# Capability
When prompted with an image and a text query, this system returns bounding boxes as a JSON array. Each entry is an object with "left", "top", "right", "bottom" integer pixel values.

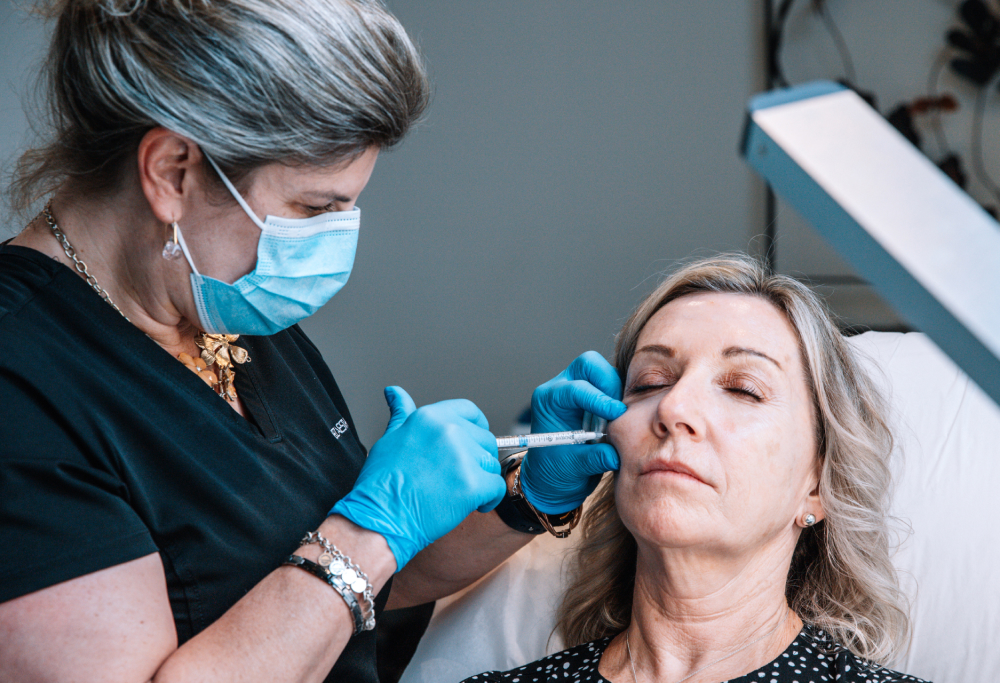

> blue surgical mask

[{"left": 175, "top": 156, "right": 360, "bottom": 336}]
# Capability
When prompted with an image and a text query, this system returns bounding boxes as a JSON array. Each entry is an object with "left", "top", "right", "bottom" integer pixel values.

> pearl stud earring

[{"left": 803, "top": 513, "right": 817, "bottom": 527}]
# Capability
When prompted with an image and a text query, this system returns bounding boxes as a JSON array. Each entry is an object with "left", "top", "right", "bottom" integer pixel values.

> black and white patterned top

[{"left": 460, "top": 624, "right": 930, "bottom": 683}]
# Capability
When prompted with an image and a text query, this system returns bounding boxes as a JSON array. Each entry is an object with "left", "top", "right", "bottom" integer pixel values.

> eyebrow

[
  {"left": 633, "top": 344, "right": 782, "bottom": 369},
  {"left": 302, "top": 191, "right": 353, "bottom": 205},
  {"left": 633, "top": 344, "right": 675, "bottom": 359},
  {"left": 723, "top": 346, "right": 782, "bottom": 369}
]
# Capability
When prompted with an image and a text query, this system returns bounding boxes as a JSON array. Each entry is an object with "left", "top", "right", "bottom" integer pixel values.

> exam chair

[{"left": 400, "top": 332, "right": 1000, "bottom": 683}]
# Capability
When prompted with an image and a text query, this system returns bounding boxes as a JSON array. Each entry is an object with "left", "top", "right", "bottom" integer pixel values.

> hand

[
  {"left": 520, "top": 351, "right": 627, "bottom": 514},
  {"left": 331, "top": 387, "right": 507, "bottom": 571}
]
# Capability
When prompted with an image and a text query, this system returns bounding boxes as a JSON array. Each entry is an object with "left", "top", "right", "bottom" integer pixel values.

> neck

[
  {"left": 12, "top": 189, "right": 203, "bottom": 356},
  {"left": 602, "top": 538, "right": 803, "bottom": 683}
]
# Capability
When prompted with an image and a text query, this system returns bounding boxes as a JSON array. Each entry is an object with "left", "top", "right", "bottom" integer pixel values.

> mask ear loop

[
  {"left": 173, "top": 223, "right": 201, "bottom": 276},
  {"left": 202, "top": 153, "right": 268, "bottom": 232}
]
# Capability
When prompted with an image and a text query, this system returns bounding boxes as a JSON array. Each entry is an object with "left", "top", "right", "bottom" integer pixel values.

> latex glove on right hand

[
  {"left": 331, "top": 387, "right": 506, "bottom": 572},
  {"left": 520, "top": 351, "right": 627, "bottom": 514}
]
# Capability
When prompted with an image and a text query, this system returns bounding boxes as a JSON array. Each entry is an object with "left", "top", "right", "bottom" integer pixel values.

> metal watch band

[
  {"left": 284, "top": 554, "right": 365, "bottom": 636},
  {"left": 495, "top": 456, "right": 582, "bottom": 537},
  {"left": 510, "top": 466, "right": 581, "bottom": 538},
  {"left": 299, "top": 531, "right": 375, "bottom": 627}
]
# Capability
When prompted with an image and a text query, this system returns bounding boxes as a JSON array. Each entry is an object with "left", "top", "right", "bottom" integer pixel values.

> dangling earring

[
  {"left": 162, "top": 221, "right": 183, "bottom": 260},
  {"left": 803, "top": 513, "right": 817, "bottom": 527}
]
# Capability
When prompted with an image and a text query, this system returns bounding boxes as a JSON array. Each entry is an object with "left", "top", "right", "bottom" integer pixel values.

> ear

[
  {"left": 798, "top": 456, "right": 826, "bottom": 527},
  {"left": 137, "top": 128, "right": 205, "bottom": 225}
]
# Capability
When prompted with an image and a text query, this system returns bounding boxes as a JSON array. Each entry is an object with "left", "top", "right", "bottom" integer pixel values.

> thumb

[{"left": 384, "top": 386, "right": 417, "bottom": 432}]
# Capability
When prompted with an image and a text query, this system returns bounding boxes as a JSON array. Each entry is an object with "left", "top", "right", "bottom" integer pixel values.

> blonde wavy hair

[{"left": 556, "top": 254, "right": 909, "bottom": 664}]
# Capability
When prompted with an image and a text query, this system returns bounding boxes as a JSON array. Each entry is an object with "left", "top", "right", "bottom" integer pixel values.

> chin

[{"left": 616, "top": 490, "right": 716, "bottom": 549}]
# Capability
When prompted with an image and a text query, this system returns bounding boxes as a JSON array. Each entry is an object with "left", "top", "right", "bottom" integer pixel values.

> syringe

[{"left": 495, "top": 430, "right": 605, "bottom": 451}]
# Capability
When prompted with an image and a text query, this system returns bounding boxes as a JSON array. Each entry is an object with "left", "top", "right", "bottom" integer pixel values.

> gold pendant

[{"left": 183, "top": 333, "right": 251, "bottom": 402}]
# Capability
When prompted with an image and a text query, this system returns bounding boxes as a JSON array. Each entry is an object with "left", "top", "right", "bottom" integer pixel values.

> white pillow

[
  {"left": 401, "top": 332, "right": 1000, "bottom": 683},
  {"left": 850, "top": 332, "right": 1000, "bottom": 682}
]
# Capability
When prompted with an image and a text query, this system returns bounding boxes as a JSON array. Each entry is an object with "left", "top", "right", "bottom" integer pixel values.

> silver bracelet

[
  {"left": 284, "top": 555, "right": 366, "bottom": 635},
  {"left": 300, "top": 531, "right": 376, "bottom": 631}
]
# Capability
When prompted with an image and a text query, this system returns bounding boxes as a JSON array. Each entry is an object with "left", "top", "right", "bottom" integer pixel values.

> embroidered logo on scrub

[{"left": 330, "top": 419, "right": 349, "bottom": 439}]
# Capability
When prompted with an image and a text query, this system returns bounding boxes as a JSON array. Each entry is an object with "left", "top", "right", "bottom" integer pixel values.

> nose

[{"left": 653, "top": 374, "right": 705, "bottom": 441}]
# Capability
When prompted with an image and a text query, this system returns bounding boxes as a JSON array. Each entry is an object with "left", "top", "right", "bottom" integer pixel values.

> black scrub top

[{"left": 0, "top": 244, "right": 388, "bottom": 682}]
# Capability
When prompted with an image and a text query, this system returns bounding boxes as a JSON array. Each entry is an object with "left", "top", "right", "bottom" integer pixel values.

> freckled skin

[{"left": 610, "top": 292, "right": 823, "bottom": 561}]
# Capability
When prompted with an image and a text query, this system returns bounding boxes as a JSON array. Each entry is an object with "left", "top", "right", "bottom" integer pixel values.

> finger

[
  {"left": 567, "top": 443, "right": 621, "bottom": 476},
  {"left": 567, "top": 351, "right": 624, "bottom": 401},
  {"left": 465, "top": 423, "right": 500, "bottom": 460},
  {"left": 475, "top": 472, "right": 508, "bottom": 513},
  {"left": 550, "top": 381, "right": 627, "bottom": 422},
  {"left": 384, "top": 386, "right": 417, "bottom": 432},
  {"left": 449, "top": 424, "right": 500, "bottom": 474},
  {"left": 431, "top": 398, "right": 490, "bottom": 430},
  {"left": 479, "top": 446, "right": 501, "bottom": 476}
]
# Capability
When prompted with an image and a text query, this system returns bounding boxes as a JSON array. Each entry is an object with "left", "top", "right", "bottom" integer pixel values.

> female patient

[{"left": 464, "top": 255, "right": 928, "bottom": 682}]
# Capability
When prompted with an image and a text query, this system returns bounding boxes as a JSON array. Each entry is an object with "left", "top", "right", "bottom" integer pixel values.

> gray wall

[
  {"left": 4, "top": 2, "right": 982, "bottom": 444},
  {"left": 0, "top": 2, "right": 765, "bottom": 445},
  {"left": 60, "top": 3, "right": 1000, "bottom": 451},
  {"left": 0, "top": 3, "right": 46, "bottom": 186},
  {"left": 300, "top": 1, "right": 764, "bottom": 444}
]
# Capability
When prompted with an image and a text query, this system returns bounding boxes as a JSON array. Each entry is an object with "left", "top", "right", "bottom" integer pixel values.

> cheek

[
  {"left": 719, "top": 411, "right": 813, "bottom": 519},
  {"left": 606, "top": 412, "right": 630, "bottom": 451},
  {"left": 724, "top": 416, "right": 784, "bottom": 483},
  {"left": 607, "top": 399, "right": 655, "bottom": 466}
]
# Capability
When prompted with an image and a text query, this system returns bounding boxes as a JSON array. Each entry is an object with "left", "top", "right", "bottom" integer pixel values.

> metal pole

[{"left": 763, "top": 0, "right": 777, "bottom": 274}]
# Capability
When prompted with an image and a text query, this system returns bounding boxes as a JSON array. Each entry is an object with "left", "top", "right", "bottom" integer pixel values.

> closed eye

[
  {"left": 625, "top": 376, "right": 677, "bottom": 396},
  {"left": 625, "top": 366, "right": 678, "bottom": 396},
  {"left": 630, "top": 384, "right": 670, "bottom": 394},
  {"left": 727, "top": 385, "right": 763, "bottom": 401},
  {"left": 305, "top": 202, "right": 337, "bottom": 214},
  {"left": 719, "top": 369, "right": 768, "bottom": 402}
]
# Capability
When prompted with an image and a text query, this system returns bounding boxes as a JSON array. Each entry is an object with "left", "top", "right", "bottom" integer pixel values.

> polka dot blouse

[{"left": 460, "top": 624, "right": 930, "bottom": 683}]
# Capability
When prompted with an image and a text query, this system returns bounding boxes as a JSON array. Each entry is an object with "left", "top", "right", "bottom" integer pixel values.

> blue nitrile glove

[
  {"left": 520, "top": 351, "right": 627, "bottom": 514},
  {"left": 331, "top": 386, "right": 507, "bottom": 571}
]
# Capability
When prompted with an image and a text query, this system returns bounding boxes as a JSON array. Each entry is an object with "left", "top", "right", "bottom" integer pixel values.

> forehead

[
  {"left": 251, "top": 147, "right": 379, "bottom": 196},
  {"left": 635, "top": 292, "right": 803, "bottom": 368}
]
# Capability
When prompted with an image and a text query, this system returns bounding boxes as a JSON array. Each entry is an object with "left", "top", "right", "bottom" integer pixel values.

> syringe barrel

[{"left": 495, "top": 430, "right": 601, "bottom": 450}]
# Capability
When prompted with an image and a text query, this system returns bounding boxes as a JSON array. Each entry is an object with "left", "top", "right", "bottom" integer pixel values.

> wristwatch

[{"left": 493, "top": 454, "right": 582, "bottom": 538}]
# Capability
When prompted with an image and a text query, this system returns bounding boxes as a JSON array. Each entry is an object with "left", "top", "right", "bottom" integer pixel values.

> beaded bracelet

[{"left": 294, "top": 531, "right": 376, "bottom": 632}]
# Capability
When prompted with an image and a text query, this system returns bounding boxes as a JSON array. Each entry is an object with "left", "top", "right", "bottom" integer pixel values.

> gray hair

[
  {"left": 557, "top": 253, "right": 910, "bottom": 664},
  {"left": 10, "top": 0, "right": 429, "bottom": 211}
]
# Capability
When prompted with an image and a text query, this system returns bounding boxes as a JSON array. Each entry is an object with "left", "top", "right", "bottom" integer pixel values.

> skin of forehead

[{"left": 631, "top": 292, "right": 804, "bottom": 377}]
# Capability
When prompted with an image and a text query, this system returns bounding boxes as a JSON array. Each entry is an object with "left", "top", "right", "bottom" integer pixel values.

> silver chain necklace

[
  {"left": 625, "top": 608, "right": 790, "bottom": 683},
  {"left": 43, "top": 202, "right": 132, "bottom": 322}
]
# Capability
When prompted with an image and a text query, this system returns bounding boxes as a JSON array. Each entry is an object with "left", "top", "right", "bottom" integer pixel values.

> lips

[{"left": 640, "top": 459, "right": 708, "bottom": 485}]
